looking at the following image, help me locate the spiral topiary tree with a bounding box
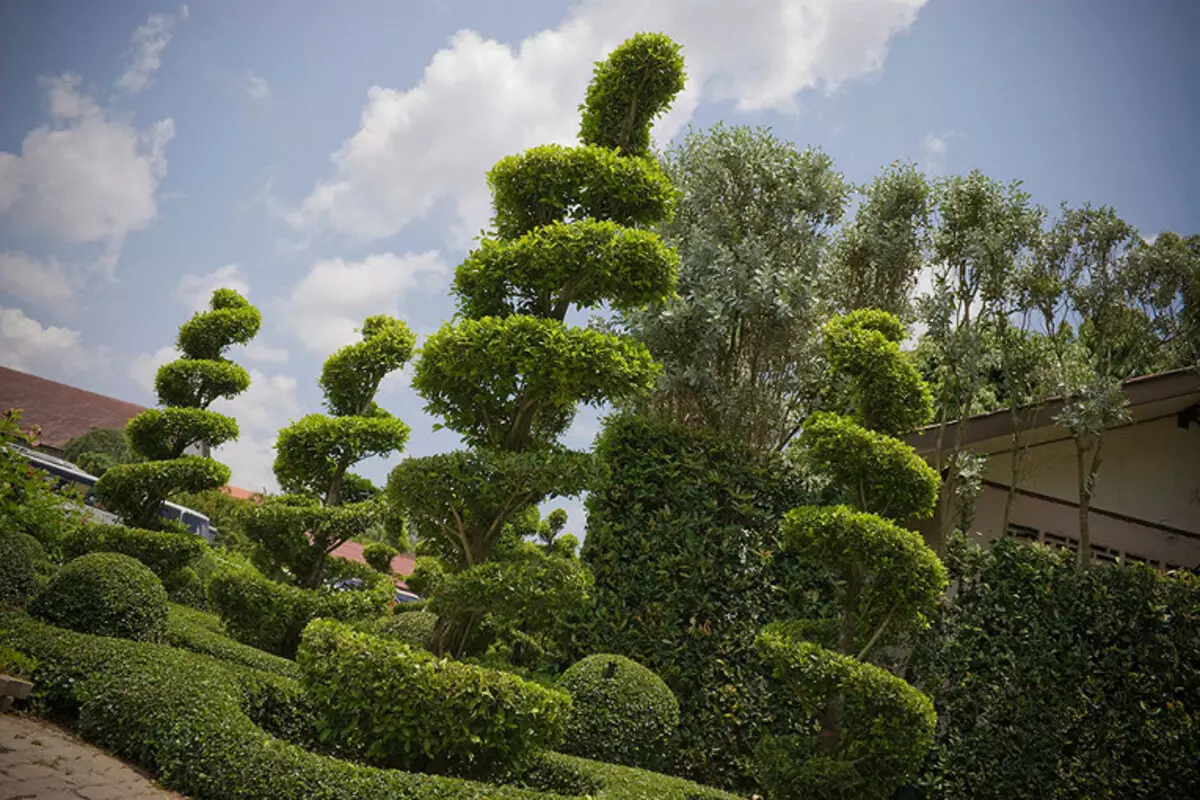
[246,315,414,588]
[95,289,260,529]
[756,309,948,800]
[388,33,685,657]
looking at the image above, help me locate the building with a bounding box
[0,366,146,456]
[906,368,1200,570]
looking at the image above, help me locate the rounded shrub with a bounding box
[373,610,438,650]
[362,541,398,574]
[0,529,38,608]
[62,523,206,578]
[558,653,680,770]
[29,552,168,641]
[163,566,207,608]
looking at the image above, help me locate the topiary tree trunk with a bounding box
[757,310,948,800]
[388,33,687,658]
[245,315,414,589]
[95,289,260,530]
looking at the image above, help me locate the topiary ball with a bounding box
[29,552,169,641]
[373,610,437,650]
[557,653,680,770]
[0,529,38,608]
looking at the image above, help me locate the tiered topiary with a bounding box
[95,289,261,529]
[29,552,168,641]
[244,315,414,589]
[389,33,686,657]
[557,654,679,771]
[756,310,947,800]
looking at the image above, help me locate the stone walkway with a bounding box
[0,713,185,800]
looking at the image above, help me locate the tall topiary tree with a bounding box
[246,315,414,588]
[389,33,686,657]
[757,309,947,800]
[96,289,260,529]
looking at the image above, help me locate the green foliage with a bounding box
[913,540,1200,799]
[362,540,397,573]
[619,123,851,450]
[173,487,258,554]
[96,288,258,529]
[299,619,570,778]
[488,145,675,240]
[0,409,87,556]
[824,161,931,319]
[557,654,679,771]
[0,645,37,680]
[163,603,300,678]
[371,610,439,650]
[755,623,936,800]
[63,427,136,475]
[582,412,807,789]
[577,33,685,156]
[0,529,38,608]
[320,314,418,416]
[162,565,206,607]
[29,552,168,641]
[415,316,659,450]
[793,413,939,520]
[510,752,737,800]
[62,523,206,578]
[781,506,947,649]
[208,568,389,657]
[275,414,410,499]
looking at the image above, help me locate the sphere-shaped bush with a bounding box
[558,653,680,770]
[29,552,168,641]
[374,610,437,650]
[0,530,38,608]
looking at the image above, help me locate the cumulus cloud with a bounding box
[174,264,250,311]
[0,252,73,306]
[920,130,960,176]
[210,370,303,492]
[0,73,174,274]
[290,0,926,244]
[0,306,104,375]
[127,344,180,395]
[114,6,188,96]
[239,341,290,364]
[243,70,272,103]
[279,251,448,354]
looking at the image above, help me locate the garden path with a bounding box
[0,713,185,800]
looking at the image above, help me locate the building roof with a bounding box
[906,367,1200,457]
[220,484,262,502]
[0,366,147,451]
[329,539,417,589]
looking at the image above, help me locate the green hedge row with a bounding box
[0,611,738,800]
[0,529,40,608]
[29,552,168,642]
[164,603,300,678]
[63,524,206,577]
[208,568,390,657]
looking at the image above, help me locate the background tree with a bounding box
[63,428,137,477]
[245,314,414,588]
[95,289,259,529]
[758,309,945,800]
[617,124,850,450]
[389,33,686,657]
[823,162,931,320]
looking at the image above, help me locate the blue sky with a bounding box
[2,0,1197,528]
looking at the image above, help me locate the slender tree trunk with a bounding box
[818,572,861,756]
[1075,437,1092,567]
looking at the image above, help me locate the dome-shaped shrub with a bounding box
[374,610,437,650]
[29,552,168,641]
[558,653,680,770]
[0,529,37,608]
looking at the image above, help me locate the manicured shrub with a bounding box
[163,566,207,608]
[29,552,168,641]
[372,610,438,650]
[362,541,397,573]
[164,603,299,678]
[299,619,570,778]
[914,539,1200,799]
[0,529,38,608]
[557,654,679,770]
[63,524,206,578]
[208,569,389,658]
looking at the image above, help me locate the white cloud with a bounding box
[280,251,448,354]
[128,344,179,395]
[0,252,73,306]
[239,341,290,364]
[291,0,926,245]
[210,370,303,492]
[920,130,960,176]
[114,6,188,96]
[0,73,174,274]
[0,306,102,375]
[174,264,250,311]
[243,70,272,103]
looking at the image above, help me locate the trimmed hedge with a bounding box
[63,524,206,578]
[299,620,570,778]
[29,552,168,641]
[208,568,389,657]
[914,539,1200,799]
[558,654,679,770]
[0,529,38,608]
[372,610,438,650]
[164,603,300,678]
[162,565,207,608]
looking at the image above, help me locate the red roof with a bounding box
[220,484,262,502]
[330,539,416,589]
[0,366,146,451]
